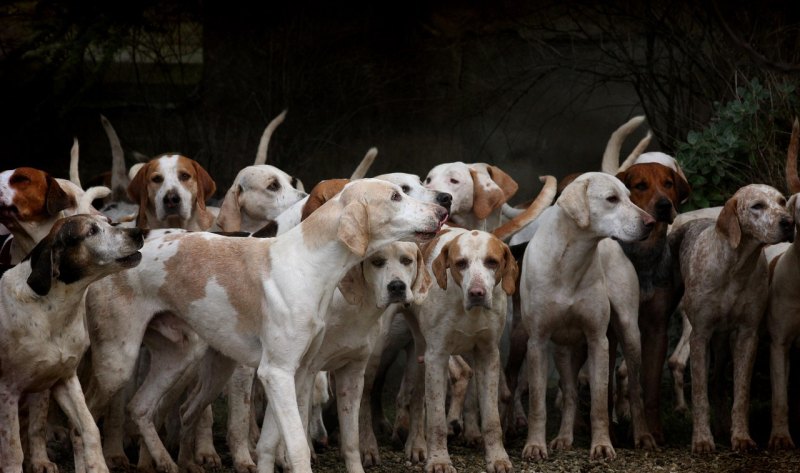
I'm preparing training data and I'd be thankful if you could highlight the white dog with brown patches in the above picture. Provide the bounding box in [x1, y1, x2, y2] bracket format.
[520, 172, 655, 461]
[402, 228, 518, 473]
[0, 215, 144, 473]
[82, 179, 448, 473]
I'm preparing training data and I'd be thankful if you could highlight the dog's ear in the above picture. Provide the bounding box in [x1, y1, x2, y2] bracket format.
[216, 183, 242, 232]
[498, 243, 518, 296]
[337, 200, 369, 257]
[470, 168, 506, 220]
[44, 175, 74, 216]
[557, 178, 591, 228]
[431, 241, 451, 290]
[303, 179, 349, 221]
[337, 262, 366, 305]
[487, 165, 518, 203]
[128, 162, 152, 229]
[411, 245, 432, 304]
[716, 197, 741, 248]
[788, 194, 799, 220]
[193, 160, 217, 211]
[26, 232, 63, 296]
[673, 170, 691, 205]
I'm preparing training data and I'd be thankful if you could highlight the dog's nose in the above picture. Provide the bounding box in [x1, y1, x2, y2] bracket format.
[468, 287, 486, 299]
[388, 280, 406, 295]
[642, 212, 656, 229]
[436, 192, 452, 211]
[129, 227, 145, 243]
[780, 217, 794, 233]
[655, 198, 672, 213]
[163, 191, 181, 208]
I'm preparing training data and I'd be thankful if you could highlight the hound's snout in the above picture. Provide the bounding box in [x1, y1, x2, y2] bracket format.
[163, 191, 181, 209]
[466, 286, 488, 309]
[780, 216, 794, 241]
[388, 280, 407, 302]
[436, 192, 453, 212]
[655, 198, 673, 221]
[435, 205, 449, 225]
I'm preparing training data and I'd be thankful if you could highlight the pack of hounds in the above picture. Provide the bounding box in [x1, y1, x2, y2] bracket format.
[1, 111, 799, 473]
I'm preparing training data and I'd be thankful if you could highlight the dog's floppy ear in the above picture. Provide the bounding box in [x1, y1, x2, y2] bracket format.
[192, 160, 217, 210]
[337, 262, 366, 305]
[557, 178, 591, 228]
[26, 232, 63, 296]
[469, 168, 506, 220]
[716, 197, 741, 248]
[128, 161, 152, 228]
[431, 240, 452, 290]
[487, 165, 518, 203]
[45, 175, 74, 216]
[411, 245, 432, 304]
[788, 194, 800, 220]
[216, 183, 242, 232]
[498, 243, 518, 296]
[337, 200, 369, 257]
[673, 169, 691, 205]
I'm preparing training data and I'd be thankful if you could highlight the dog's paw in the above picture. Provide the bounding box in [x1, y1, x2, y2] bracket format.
[103, 454, 130, 471]
[233, 459, 257, 473]
[360, 431, 381, 467]
[731, 434, 757, 452]
[768, 433, 795, 450]
[691, 433, 716, 454]
[406, 437, 427, 464]
[197, 449, 221, 468]
[549, 435, 573, 451]
[589, 442, 616, 461]
[486, 456, 513, 473]
[425, 457, 456, 473]
[30, 459, 59, 473]
[521, 443, 548, 460]
[635, 432, 657, 450]
[184, 463, 205, 473]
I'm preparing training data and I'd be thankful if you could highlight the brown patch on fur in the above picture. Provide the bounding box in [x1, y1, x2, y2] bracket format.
[486, 235, 519, 295]
[301, 179, 349, 221]
[616, 163, 690, 220]
[470, 169, 506, 220]
[422, 228, 451, 263]
[2, 168, 74, 223]
[158, 234, 271, 334]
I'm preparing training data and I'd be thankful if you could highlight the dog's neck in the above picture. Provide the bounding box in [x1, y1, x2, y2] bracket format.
[709, 230, 766, 274]
[3, 216, 62, 265]
[534, 207, 605, 284]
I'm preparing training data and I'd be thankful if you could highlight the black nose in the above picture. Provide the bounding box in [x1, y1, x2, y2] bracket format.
[163, 191, 181, 208]
[655, 198, 672, 212]
[388, 280, 406, 295]
[436, 192, 452, 211]
[128, 227, 145, 245]
[780, 217, 794, 233]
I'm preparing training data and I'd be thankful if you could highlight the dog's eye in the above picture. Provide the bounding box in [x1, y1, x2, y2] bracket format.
[401, 185, 411, 193]
[484, 258, 499, 269]
[751, 202, 765, 210]
[9, 174, 30, 185]
[455, 259, 468, 270]
[450, 178, 460, 185]
[391, 191, 402, 202]
[179, 172, 191, 182]
[371, 258, 387, 268]
[87, 224, 98, 236]
[634, 182, 648, 191]
[268, 181, 281, 192]
[425, 177, 431, 184]
[664, 180, 674, 189]
[152, 175, 164, 184]
[606, 195, 620, 203]
[400, 256, 413, 266]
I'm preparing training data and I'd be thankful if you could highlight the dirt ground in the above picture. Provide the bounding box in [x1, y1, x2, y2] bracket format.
[48, 381, 800, 473]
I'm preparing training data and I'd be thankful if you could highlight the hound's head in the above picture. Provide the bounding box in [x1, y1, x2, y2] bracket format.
[0, 167, 74, 229]
[338, 241, 431, 308]
[376, 172, 452, 212]
[616, 163, 690, 224]
[557, 172, 655, 242]
[329, 179, 449, 257]
[431, 230, 518, 311]
[216, 164, 307, 232]
[717, 184, 793, 249]
[25, 214, 144, 296]
[424, 162, 517, 221]
[127, 154, 216, 229]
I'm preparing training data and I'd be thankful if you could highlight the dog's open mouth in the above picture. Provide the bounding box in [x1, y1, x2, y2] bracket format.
[117, 251, 143, 267]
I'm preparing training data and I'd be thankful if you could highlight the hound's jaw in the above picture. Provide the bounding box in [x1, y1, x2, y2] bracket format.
[116, 251, 143, 268]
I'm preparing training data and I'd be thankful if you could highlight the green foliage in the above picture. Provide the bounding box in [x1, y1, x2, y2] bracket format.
[675, 77, 799, 210]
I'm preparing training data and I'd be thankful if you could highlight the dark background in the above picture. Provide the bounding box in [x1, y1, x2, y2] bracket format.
[0, 0, 798, 203]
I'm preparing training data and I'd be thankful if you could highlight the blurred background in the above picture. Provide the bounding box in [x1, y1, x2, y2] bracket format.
[0, 0, 798, 206]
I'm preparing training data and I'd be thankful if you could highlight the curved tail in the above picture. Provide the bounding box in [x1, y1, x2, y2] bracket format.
[492, 175, 557, 241]
[601, 115, 646, 174]
[254, 109, 288, 165]
[350, 147, 378, 179]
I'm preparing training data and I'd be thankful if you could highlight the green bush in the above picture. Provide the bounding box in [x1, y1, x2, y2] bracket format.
[675, 78, 799, 210]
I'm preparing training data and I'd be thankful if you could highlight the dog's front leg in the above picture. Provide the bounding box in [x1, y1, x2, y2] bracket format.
[227, 364, 258, 473]
[51, 375, 109, 473]
[474, 345, 512, 473]
[689, 325, 715, 453]
[334, 360, 369, 473]
[768, 334, 795, 449]
[586, 335, 615, 460]
[729, 328, 759, 451]
[0, 385, 24, 473]
[423, 351, 454, 473]
[550, 344, 579, 451]
[522, 335, 550, 460]
[27, 390, 58, 473]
